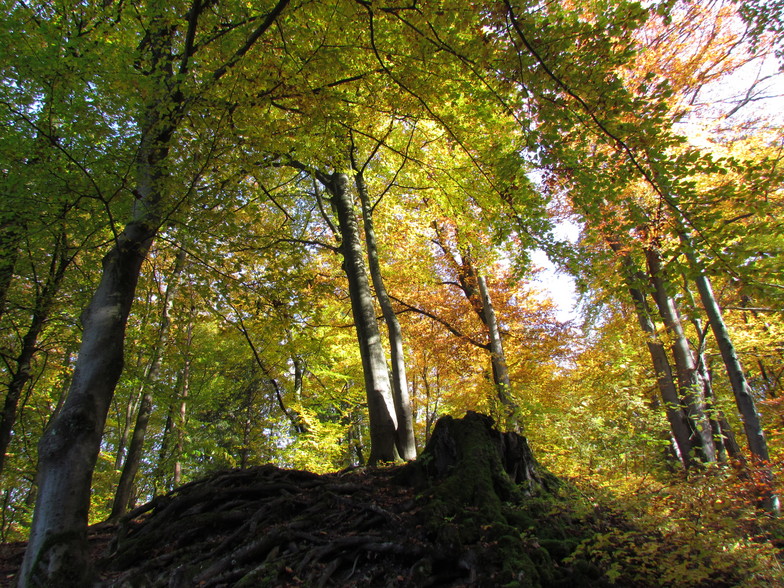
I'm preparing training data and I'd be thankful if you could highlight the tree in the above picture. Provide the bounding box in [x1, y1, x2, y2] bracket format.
[352, 136, 417, 460]
[18, 1, 293, 584]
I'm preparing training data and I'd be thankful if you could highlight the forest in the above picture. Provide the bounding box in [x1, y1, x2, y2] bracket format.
[0, 0, 783, 585]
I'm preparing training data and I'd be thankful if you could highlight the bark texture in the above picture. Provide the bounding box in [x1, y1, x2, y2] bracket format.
[646, 247, 717, 463]
[328, 172, 399, 463]
[19, 222, 154, 587]
[19, 24, 176, 581]
[608, 240, 695, 466]
[355, 169, 416, 460]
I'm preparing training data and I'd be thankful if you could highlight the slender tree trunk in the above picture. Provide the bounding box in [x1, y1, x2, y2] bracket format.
[111, 249, 185, 519]
[477, 275, 520, 431]
[327, 172, 399, 463]
[0, 227, 70, 474]
[170, 314, 193, 488]
[681, 236, 778, 511]
[607, 241, 696, 466]
[681, 278, 733, 462]
[115, 289, 157, 470]
[0, 218, 21, 323]
[354, 170, 416, 459]
[115, 389, 142, 470]
[239, 377, 260, 470]
[645, 247, 717, 463]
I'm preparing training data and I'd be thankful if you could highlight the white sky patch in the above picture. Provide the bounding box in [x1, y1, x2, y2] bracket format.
[530, 219, 581, 323]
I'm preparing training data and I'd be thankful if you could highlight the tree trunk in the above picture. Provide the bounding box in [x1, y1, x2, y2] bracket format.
[18, 3, 289, 579]
[645, 247, 717, 464]
[19, 220, 155, 586]
[111, 249, 185, 519]
[173, 316, 193, 488]
[327, 172, 399, 463]
[0, 226, 70, 474]
[682, 236, 778, 512]
[477, 275, 521, 431]
[0, 217, 21, 323]
[19, 80, 174, 588]
[431, 225, 520, 427]
[608, 241, 695, 467]
[354, 169, 416, 460]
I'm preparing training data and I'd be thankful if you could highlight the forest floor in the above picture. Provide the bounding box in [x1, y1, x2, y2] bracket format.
[2, 413, 783, 587]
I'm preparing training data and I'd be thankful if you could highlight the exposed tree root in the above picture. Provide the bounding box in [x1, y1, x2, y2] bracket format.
[4, 413, 609, 587]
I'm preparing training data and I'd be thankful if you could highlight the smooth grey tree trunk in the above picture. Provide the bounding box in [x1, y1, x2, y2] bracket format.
[19, 218, 156, 586]
[327, 172, 400, 463]
[19, 3, 290, 582]
[110, 248, 185, 519]
[354, 170, 416, 460]
[646, 247, 717, 464]
[681, 236, 779, 511]
[607, 240, 695, 467]
[20, 23, 176, 585]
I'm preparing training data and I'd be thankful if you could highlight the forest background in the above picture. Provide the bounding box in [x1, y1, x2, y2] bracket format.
[1, 0, 783, 584]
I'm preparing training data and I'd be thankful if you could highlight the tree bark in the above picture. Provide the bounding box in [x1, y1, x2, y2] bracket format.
[0, 225, 70, 474]
[19, 219, 155, 586]
[681, 236, 778, 512]
[477, 275, 520, 431]
[607, 240, 695, 467]
[645, 246, 717, 464]
[19, 53, 174, 588]
[18, 3, 290, 579]
[354, 169, 416, 460]
[327, 172, 399, 463]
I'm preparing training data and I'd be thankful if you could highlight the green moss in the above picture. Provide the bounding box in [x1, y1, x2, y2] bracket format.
[400, 412, 610, 587]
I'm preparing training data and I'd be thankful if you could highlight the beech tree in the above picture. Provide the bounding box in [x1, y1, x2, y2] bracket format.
[16, 1, 293, 584]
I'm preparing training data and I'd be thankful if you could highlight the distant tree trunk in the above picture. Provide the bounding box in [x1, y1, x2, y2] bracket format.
[326, 172, 399, 463]
[115, 289, 158, 471]
[645, 246, 717, 463]
[680, 278, 732, 462]
[607, 240, 695, 467]
[0, 216, 21, 323]
[354, 169, 416, 460]
[111, 249, 185, 519]
[477, 275, 520, 431]
[173, 324, 191, 487]
[115, 390, 142, 470]
[432, 227, 520, 430]
[0, 225, 70, 474]
[239, 381, 255, 470]
[681, 236, 778, 512]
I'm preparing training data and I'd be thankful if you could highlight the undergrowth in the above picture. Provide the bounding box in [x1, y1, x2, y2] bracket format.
[563, 465, 784, 587]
